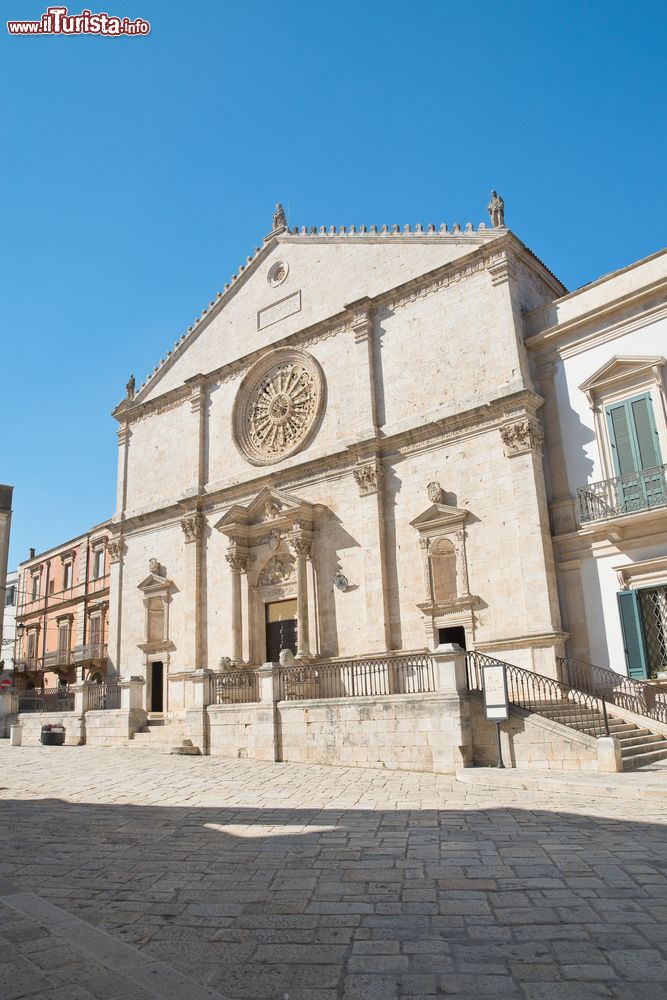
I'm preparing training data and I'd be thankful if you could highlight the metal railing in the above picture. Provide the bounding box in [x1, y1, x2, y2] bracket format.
[210, 670, 260, 705]
[72, 643, 108, 663]
[466, 651, 610, 738]
[12, 687, 74, 714]
[558, 656, 667, 726]
[278, 652, 436, 702]
[13, 657, 42, 674]
[577, 463, 667, 523]
[86, 681, 121, 711]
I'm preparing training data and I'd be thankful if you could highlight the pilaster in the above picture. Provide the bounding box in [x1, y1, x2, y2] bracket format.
[181, 510, 206, 670]
[348, 298, 380, 439]
[353, 458, 392, 652]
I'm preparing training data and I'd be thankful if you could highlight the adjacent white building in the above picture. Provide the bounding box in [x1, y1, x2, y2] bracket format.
[527, 248, 667, 677]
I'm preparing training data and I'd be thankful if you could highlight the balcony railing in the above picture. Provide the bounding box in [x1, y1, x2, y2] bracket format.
[210, 669, 260, 705]
[72, 642, 108, 663]
[43, 649, 73, 669]
[13, 657, 42, 674]
[577, 463, 667, 523]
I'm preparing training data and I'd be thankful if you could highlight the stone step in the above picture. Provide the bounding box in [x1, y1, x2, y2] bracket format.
[621, 739, 667, 757]
[622, 748, 667, 769]
[618, 732, 661, 747]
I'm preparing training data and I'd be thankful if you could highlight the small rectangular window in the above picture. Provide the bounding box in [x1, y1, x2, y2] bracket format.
[63, 563, 72, 590]
[89, 615, 101, 647]
[58, 623, 70, 652]
[5, 585, 15, 607]
[27, 631, 37, 659]
[31, 576, 39, 600]
[93, 549, 104, 580]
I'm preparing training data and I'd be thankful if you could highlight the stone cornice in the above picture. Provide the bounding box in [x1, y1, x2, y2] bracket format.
[114, 388, 543, 535]
[525, 274, 667, 359]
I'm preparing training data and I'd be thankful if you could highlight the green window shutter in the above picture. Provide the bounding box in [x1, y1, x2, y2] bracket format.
[617, 590, 649, 679]
[631, 395, 662, 469]
[608, 404, 635, 475]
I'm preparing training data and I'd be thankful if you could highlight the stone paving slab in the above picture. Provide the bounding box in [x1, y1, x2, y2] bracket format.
[456, 765, 667, 800]
[1, 744, 667, 998]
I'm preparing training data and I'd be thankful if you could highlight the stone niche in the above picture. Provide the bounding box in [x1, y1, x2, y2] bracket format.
[410, 499, 479, 650]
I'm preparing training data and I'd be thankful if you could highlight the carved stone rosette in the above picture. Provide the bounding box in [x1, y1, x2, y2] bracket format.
[181, 511, 205, 542]
[500, 418, 544, 457]
[353, 461, 384, 496]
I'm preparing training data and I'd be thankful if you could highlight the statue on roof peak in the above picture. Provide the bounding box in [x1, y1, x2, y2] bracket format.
[488, 190, 505, 228]
[273, 203, 287, 230]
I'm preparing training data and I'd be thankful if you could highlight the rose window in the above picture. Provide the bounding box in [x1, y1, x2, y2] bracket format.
[234, 349, 325, 465]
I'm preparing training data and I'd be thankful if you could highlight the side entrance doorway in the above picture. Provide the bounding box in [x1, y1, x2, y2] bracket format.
[266, 599, 298, 662]
[150, 661, 164, 713]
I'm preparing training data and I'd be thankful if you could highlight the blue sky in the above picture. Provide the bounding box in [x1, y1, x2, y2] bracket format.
[1, 0, 666, 568]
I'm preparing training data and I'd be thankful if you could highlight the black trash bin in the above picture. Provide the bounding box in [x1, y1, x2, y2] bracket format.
[41, 725, 65, 746]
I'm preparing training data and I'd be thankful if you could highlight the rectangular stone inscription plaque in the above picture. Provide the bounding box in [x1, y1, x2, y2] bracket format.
[257, 290, 301, 331]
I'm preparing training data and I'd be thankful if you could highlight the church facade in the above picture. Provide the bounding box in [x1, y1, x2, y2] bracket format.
[108, 209, 567, 716]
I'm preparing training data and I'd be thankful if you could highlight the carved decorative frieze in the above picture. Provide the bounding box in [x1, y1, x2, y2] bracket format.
[353, 461, 384, 496]
[257, 554, 295, 586]
[500, 418, 544, 456]
[181, 511, 205, 542]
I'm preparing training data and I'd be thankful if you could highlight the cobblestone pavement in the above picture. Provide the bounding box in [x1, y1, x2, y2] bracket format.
[2, 746, 667, 1000]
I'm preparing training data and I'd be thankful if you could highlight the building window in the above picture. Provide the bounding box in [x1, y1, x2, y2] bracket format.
[607, 393, 663, 477]
[31, 575, 39, 600]
[93, 548, 104, 580]
[58, 622, 71, 652]
[63, 562, 72, 591]
[618, 585, 667, 679]
[27, 630, 37, 660]
[5, 585, 15, 607]
[89, 614, 102, 649]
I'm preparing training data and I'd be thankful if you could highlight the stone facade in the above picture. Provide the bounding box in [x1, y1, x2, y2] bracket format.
[109, 219, 564, 716]
[108, 217, 568, 723]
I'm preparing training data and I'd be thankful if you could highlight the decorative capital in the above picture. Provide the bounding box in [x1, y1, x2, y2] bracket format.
[181, 511, 205, 543]
[353, 460, 384, 496]
[288, 533, 312, 559]
[500, 418, 544, 456]
[107, 538, 126, 564]
[117, 422, 131, 446]
[347, 298, 374, 343]
[189, 380, 207, 413]
[225, 547, 248, 573]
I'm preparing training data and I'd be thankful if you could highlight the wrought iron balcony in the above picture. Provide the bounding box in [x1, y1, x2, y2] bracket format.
[13, 657, 42, 674]
[71, 642, 108, 663]
[577, 463, 667, 524]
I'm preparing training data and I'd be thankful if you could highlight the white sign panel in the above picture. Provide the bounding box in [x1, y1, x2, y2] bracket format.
[257, 290, 302, 330]
[482, 662, 509, 721]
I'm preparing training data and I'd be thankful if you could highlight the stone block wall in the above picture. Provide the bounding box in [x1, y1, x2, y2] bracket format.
[85, 709, 146, 747]
[11, 711, 85, 746]
[469, 697, 599, 771]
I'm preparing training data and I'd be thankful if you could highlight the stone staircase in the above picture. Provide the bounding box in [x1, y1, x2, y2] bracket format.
[129, 718, 200, 755]
[536, 701, 667, 770]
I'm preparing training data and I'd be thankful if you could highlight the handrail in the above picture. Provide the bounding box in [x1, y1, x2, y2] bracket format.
[467, 651, 610, 738]
[558, 656, 667, 725]
[210, 669, 260, 705]
[577, 463, 667, 523]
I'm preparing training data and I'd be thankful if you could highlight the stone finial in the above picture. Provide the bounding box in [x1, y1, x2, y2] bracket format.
[125, 374, 135, 400]
[488, 190, 505, 228]
[272, 203, 287, 231]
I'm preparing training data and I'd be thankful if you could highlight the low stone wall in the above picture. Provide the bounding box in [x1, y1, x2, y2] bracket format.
[206, 693, 471, 773]
[85, 709, 147, 747]
[469, 697, 599, 771]
[11, 712, 85, 746]
[207, 703, 276, 761]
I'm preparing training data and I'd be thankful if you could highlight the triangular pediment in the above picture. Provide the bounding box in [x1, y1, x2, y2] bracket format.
[137, 572, 172, 593]
[410, 503, 468, 533]
[215, 487, 325, 541]
[579, 355, 665, 398]
[117, 222, 514, 410]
